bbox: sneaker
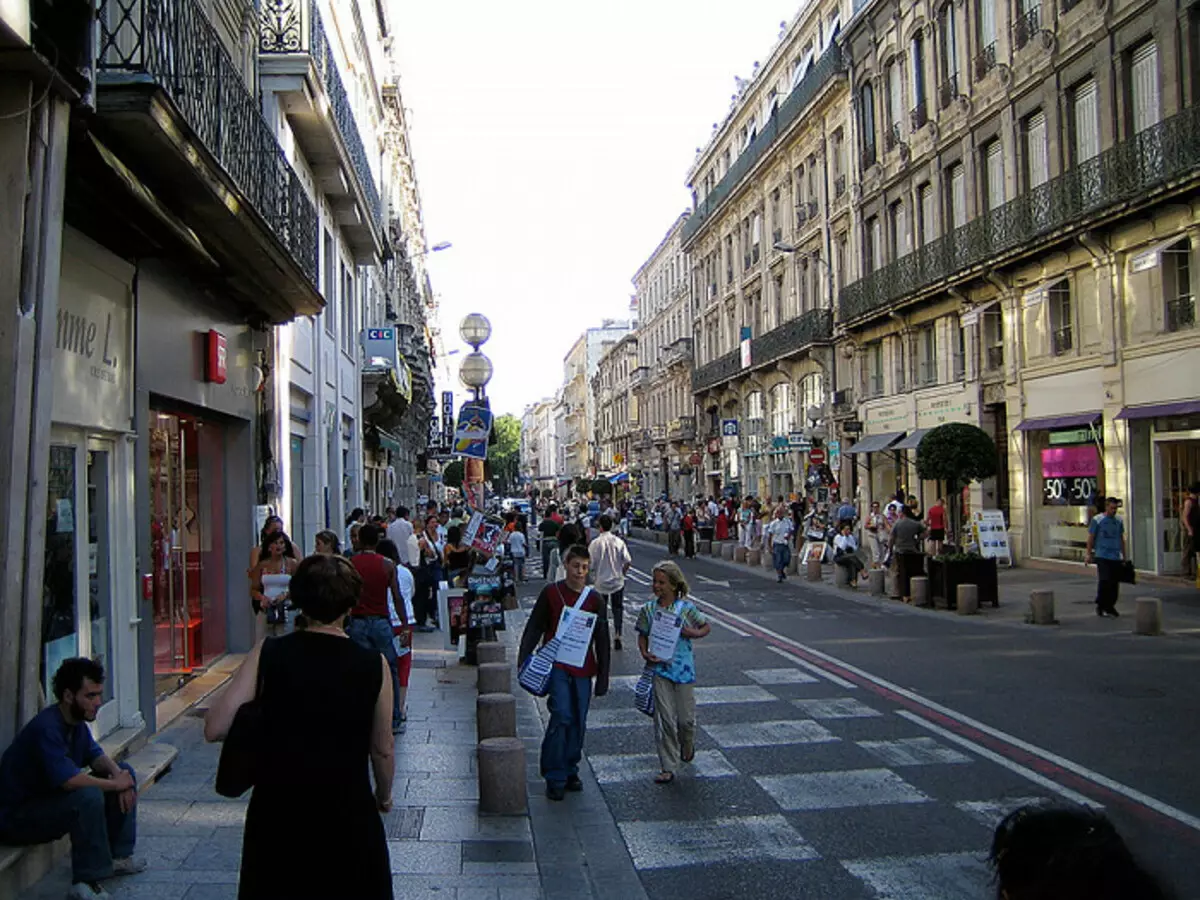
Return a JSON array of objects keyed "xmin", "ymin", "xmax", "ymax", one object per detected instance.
[
  {"xmin": 545, "ymin": 783, "xmax": 566, "ymax": 801},
  {"xmin": 67, "ymin": 883, "xmax": 111, "ymax": 900},
  {"xmin": 565, "ymin": 775, "xmax": 583, "ymax": 792},
  {"xmin": 110, "ymin": 857, "xmax": 147, "ymax": 877},
  {"xmin": 613, "ymin": 638, "xmax": 623, "ymax": 651}
]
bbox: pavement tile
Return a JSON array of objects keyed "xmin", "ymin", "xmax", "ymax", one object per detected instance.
[
  {"xmin": 182, "ymin": 886, "xmax": 240, "ymax": 900},
  {"xmin": 387, "ymin": 839, "xmax": 462, "ymax": 874},
  {"xmin": 176, "ymin": 802, "xmax": 248, "ymax": 828},
  {"xmin": 130, "ymin": 834, "xmax": 202, "ymax": 870},
  {"xmin": 406, "ymin": 777, "xmax": 479, "ymax": 803},
  {"xmin": 420, "ymin": 807, "xmax": 531, "ymax": 842}
]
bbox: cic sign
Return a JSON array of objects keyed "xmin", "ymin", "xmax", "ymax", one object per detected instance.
[{"xmin": 362, "ymin": 328, "xmax": 399, "ymax": 370}]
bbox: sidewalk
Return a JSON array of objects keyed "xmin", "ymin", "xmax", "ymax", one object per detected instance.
[
  {"xmin": 20, "ymin": 618, "xmax": 643, "ymax": 900},
  {"xmin": 628, "ymin": 537, "xmax": 1200, "ymax": 636}
]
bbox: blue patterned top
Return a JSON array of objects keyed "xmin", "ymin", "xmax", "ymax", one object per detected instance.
[{"xmin": 635, "ymin": 599, "xmax": 707, "ymax": 685}]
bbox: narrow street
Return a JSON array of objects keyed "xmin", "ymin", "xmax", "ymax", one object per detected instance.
[{"xmin": 571, "ymin": 541, "xmax": 1200, "ymax": 899}]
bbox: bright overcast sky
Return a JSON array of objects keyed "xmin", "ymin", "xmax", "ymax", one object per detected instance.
[{"xmin": 392, "ymin": 0, "xmax": 802, "ymax": 418}]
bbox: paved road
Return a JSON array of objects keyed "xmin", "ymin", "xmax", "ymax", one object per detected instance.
[{"xmin": 569, "ymin": 541, "xmax": 1200, "ymax": 900}]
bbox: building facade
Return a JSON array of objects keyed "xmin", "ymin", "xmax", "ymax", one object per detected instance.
[
  {"xmin": 632, "ymin": 215, "xmax": 699, "ymax": 500},
  {"xmin": 593, "ymin": 332, "xmax": 640, "ymax": 477},
  {"xmin": 559, "ymin": 321, "xmax": 635, "ymax": 483},
  {"xmin": 837, "ymin": 0, "xmax": 1200, "ymax": 571},
  {"xmin": 685, "ymin": 0, "xmax": 852, "ymax": 503}
]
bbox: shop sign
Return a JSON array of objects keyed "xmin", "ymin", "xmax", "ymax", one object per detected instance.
[
  {"xmin": 787, "ymin": 431, "xmax": 810, "ymax": 449},
  {"xmin": 916, "ymin": 390, "xmax": 972, "ymax": 428},
  {"xmin": 205, "ymin": 330, "xmax": 227, "ymax": 384},
  {"xmin": 863, "ymin": 398, "xmax": 909, "ymax": 434},
  {"xmin": 1041, "ymin": 445, "xmax": 1099, "ymax": 507},
  {"xmin": 362, "ymin": 327, "xmax": 398, "ymax": 370},
  {"xmin": 843, "ymin": 419, "xmax": 864, "ymax": 434},
  {"xmin": 441, "ymin": 392, "xmax": 455, "ymax": 447},
  {"xmin": 1048, "ymin": 428, "xmax": 1095, "ymax": 446}
]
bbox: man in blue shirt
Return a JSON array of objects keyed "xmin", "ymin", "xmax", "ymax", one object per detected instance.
[
  {"xmin": 0, "ymin": 658, "xmax": 145, "ymax": 899},
  {"xmin": 1087, "ymin": 497, "xmax": 1127, "ymax": 618}
]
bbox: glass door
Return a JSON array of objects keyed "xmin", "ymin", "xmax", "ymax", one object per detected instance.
[
  {"xmin": 86, "ymin": 440, "xmax": 119, "ymax": 735},
  {"xmin": 150, "ymin": 413, "xmax": 191, "ymax": 693},
  {"xmin": 1154, "ymin": 431, "xmax": 1200, "ymax": 574}
]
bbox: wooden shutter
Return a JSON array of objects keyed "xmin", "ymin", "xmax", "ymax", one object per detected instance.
[{"xmin": 1131, "ymin": 43, "xmax": 1160, "ymax": 133}]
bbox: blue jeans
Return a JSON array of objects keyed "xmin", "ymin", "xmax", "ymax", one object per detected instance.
[
  {"xmin": 0, "ymin": 762, "xmax": 136, "ymax": 882},
  {"xmin": 512, "ymin": 557, "xmax": 525, "ymax": 580},
  {"xmin": 541, "ymin": 667, "xmax": 591, "ymax": 787},
  {"xmin": 772, "ymin": 542, "xmax": 791, "ymax": 574},
  {"xmin": 347, "ymin": 615, "xmax": 402, "ymax": 729}
]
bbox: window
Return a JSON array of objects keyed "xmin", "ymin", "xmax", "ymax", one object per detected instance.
[
  {"xmin": 982, "ymin": 306, "xmax": 1005, "ymax": 371},
  {"xmin": 794, "ymin": 163, "xmax": 807, "ymax": 219},
  {"xmin": 1049, "ymin": 279, "xmax": 1073, "ymax": 354},
  {"xmin": 323, "ymin": 230, "xmax": 336, "ymax": 336},
  {"xmin": 886, "ymin": 60, "xmax": 903, "ymax": 149},
  {"xmin": 865, "ymin": 342, "xmax": 884, "ymax": 397},
  {"xmin": 860, "ymin": 83, "xmax": 877, "ymax": 166},
  {"xmin": 751, "ymin": 211, "xmax": 762, "ymax": 263},
  {"xmin": 948, "ymin": 163, "xmax": 967, "ymax": 229},
  {"xmin": 772, "ymin": 273, "xmax": 785, "ymax": 326},
  {"xmin": 1071, "ymin": 79, "xmax": 1100, "ymax": 164},
  {"xmin": 798, "ymin": 256, "xmax": 810, "ymax": 312},
  {"xmin": 938, "ymin": 4, "xmax": 959, "ymax": 107},
  {"xmin": 911, "ymin": 33, "xmax": 928, "ymax": 127},
  {"xmin": 919, "ymin": 183, "xmax": 935, "ymax": 245},
  {"xmin": 341, "ymin": 264, "xmax": 354, "ymax": 356},
  {"xmin": 835, "ymin": 232, "xmax": 848, "ymax": 292},
  {"xmin": 917, "ymin": 324, "xmax": 938, "ymax": 385},
  {"xmin": 894, "ymin": 334, "xmax": 909, "ymax": 391},
  {"xmin": 792, "ymin": 44, "xmax": 815, "ymax": 90},
  {"xmin": 1024, "ymin": 111, "xmax": 1049, "ymax": 189},
  {"xmin": 725, "ymin": 234, "xmax": 734, "ymax": 284},
  {"xmin": 984, "ymin": 140, "xmax": 1004, "ymax": 211},
  {"xmin": 1164, "ymin": 239, "xmax": 1195, "ymax": 331},
  {"xmin": 1014, "ymin": 0, "xmax": 1040, "ymax": 50},
  {"xmin": 770, "ymin": 189, "xmax": 782, "ymax": 243},
  {"xmin": 866, "ymin": 216, "xmax": 883, "ymax": 272},
  {"xmin": 1130, "ymin": 42, "xmax": 1160, "ymax": 134},
  {"xmin": 770, "ymin": 383, "xmax": 792, "ymax": 436},
  {"xmin": 952, "ymin": 317, "xmax": 966, "ymax": 379},
  {"xmin": 831, "ymin": 129, "xmax": 846, "ymax": 196},
  {"xmin": 890, "ymin": 201, "xmax": 910, "ymax": 259},
  {"xmin": 975, "ymin": 0, "xmax": 997, "ymax": 79}
]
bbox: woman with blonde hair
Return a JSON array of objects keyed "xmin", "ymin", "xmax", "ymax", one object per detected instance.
[{"xmin": 636, "ymin": 560, "xmax": 711, "ymax": 785}]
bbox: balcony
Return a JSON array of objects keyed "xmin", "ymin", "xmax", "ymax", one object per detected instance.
[
  {"xmin": 835, "ymin": 174, "xmax": 847, "ymax": 197},
  {"xmin": 938, "ymin": 74, "xmax": 959, "ymax": 111},
  {"xmin": 985, "ymin": 345, "xmax": 1005, "ymax": 372},
  {"xmin": 1052, "ymin": 328, "xmax": 1074, "ymax": 355},
  {"xmin": 911, "ymin": 101, "xmax": 929, "ymax": 131},
  {"xmin": 1167, "ymin": 295, "xmax": 1196, "ymax": 332},
  {"xmin": 663, "ymin": 338, "xmax": 694, "ymax": 369},
  {"xmin": 692, "ymin": 349, "xmax": 741, "ymax": 393},
  {"xmin": 682, "ymin": 44, "xmax": 845, "ymax": 247},
  {"xmin": 632, "ymin": 429, "xmax": 654, "ymax": 451},
  {"xmin": 691, "ymin": 308, "xmax": 833, "ymax": 394},
  {"xmin": 1012, "ymin": 6, "xmax": 1040, "ymax": 50},
  {"xmin": 973, "ymin": 43, "xmax": 997, "ymax": 82},
  {"xmin": 94, "ymin": 0, "xmax": 321, "ymax": 322},
  {"xmin": 260, "ymin": 0, "xmax": 384, "ymax": 260},
  {"xmin": 669, "ymin": 416, "xmax": 697, "ymax": 442},
  {"xmin": 651, "ymin": 424, "xmax": 668, "ymax": 444},
  {"xmin": 885, "ymin": 123, "xmax": 902, "ymax": 153},
  {"xmin": 631, "ymin": 365, "xmax": 652, "ymax": 389},
  {"xmin": 839, "ymin": 105, "xmax": 1200, "ymax": 325}
]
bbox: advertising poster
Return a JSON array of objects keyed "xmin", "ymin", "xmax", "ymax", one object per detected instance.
[{"xmin": 454, "ymin": 404, "xmax": 493, "ymax": 459}]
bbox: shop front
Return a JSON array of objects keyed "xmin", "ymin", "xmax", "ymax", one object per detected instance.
[
  {"xmin": 850, "ymin": 396, "xmax": 910, "ymax": 510},
  {"xmin": 1015, "ymin": 413, "xmax": 1104, "ymax": 562},
  {"xmin": 44, "ymin": 229, "xmax": 140, "ymax": 739}
]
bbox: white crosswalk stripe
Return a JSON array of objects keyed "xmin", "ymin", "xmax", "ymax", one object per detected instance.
[
  {"xmin": 857, "ymin": 737, "xmax": 974, "ymax": 767},
  {"xmin": 589, "ymin": 749, "xmax": 738, "ymax": 784},
  {"xmin": 840, "ymin": 852, "xmax": 994, "ymax": 898},
  {"xmin": 618, "ymin": 815, "xmax": 819, "ymax": 870},
  {"xmin": 755, "ymin": 768, "xmax": 931, "ymax": 811}
]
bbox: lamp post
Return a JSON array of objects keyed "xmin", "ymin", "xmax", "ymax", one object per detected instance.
[{"xmin": 457, "ymin": 314, "xmax": 493, "ymax": 509}]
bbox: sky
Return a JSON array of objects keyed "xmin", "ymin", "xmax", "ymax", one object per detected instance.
[{"xmin": 391, "ymin": 0, "xmax": 803, "ymax": 418}]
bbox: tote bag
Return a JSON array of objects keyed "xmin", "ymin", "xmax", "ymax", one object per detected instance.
[
  {"xmin": 634, "ymin": 667, "xmax": 656, "ymax": 717},
  {"xmin": 518, "ymin": 587, "xmax": 593, "ymax": 697},
  {"xmin": 215, "ymin": 638, "xmax": 274, "ymax": 798}
]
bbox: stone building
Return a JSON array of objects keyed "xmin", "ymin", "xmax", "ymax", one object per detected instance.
[{"xmin": 593, "ymin": 332, "xmax": 640, "ymax": 477}]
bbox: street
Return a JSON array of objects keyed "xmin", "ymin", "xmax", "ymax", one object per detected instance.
[{"xmin": 576, "ymin": 540, "xmax": 1200, "ymax": 899}]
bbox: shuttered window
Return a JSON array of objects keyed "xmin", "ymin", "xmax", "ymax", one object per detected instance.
[
  {"xmin": 1130, "ymin": 42, "xmax": 1160, "ymax": 134},
  {"xmin": 985, "ymin": 140, "xmax": 1004, "ymax": 211},
  {"xmin": 978, "ymin": 0, "xmax": 996, "ymax": 47},
  {"xmin": 891, "ymin": 202, "xmax": 910, "ymax": 258},
  {"xmin": 1025, "ymin": 111, "xmax": 1049, "ymax": 189},
  {"xmin": 950, "ymin": 164, "xmax": 967, "ymax": 229},
  {"xmin": 920, "ymin": 183, "xmax": 935, "ymax": 245},
  {"xmin": 1073, "ymin": 79, "xmax": 1100, "ymax": 163}
]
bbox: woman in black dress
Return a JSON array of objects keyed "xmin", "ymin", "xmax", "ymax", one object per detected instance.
[{"xmin": 205, "ymin": 555, "xmax": 395, "ymax": 899}]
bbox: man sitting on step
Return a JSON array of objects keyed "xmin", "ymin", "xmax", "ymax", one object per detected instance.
[{"xmin": 0, "ymin": 657, "xmax": 146, "ymax": 900}]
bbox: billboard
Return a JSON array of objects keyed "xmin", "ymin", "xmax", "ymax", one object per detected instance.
[{"xmin": 454, "ymin": 403, "xmax": 493, "ymax": 460}]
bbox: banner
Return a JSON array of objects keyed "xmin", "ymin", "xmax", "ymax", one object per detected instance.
[{"xmin": 454, "ymin": 403, "xmax": 492, "ymax": 460}]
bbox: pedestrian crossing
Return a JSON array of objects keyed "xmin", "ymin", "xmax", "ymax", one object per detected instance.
[{"xmin": 584, "ymin": 628, "xmax": 1075, "ymax": 899}]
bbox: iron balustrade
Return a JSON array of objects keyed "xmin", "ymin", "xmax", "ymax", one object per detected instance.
[
  {"xmin": 974, "ymin": 43, "xmax": 997, "ymax": 81},
  {"xmin": 838, "ymin": 105, "xmax": 1200, "ymax": 324},
  {"xmin": 682, "ymin": 44, "xmax": 845, "ymax": 246},
  {"xmin": 1167, "ymin": 296, "xmax": 1196, "ymax": 332},
  {"xmin": 985, "ymin": 345, "xmax": 1005, "ymax": 372},
  {"xmin": 1012, "ymin": 6, "xmax": 1040, "ymax": 50},
  {"xmin": 260, "ymin": 0, "xmax": 383, "ymax": 236},
  {"xmin": 885, "ymin": 123, "xmax": 902, "ymax": 152},
  {"xmin": 835, "ymin": 174, "xmax": 847, "ymax": 197},
  {"xmin": 1052, "ymin": 328, "xmax": 1073, "ymax": 355},
  {"xmin": 938, "ymin": 74, "xmax": 959, "ymax": 110},
  {"xmin": 691, "ymin": 308, "xmax": 832, "ymax": 393},
  {"xmin": 97, "ymin": 0, "xmax": 319, "ymax": 285},
  {"xmin": 911, "ymin": 100, "xmax": 929, "ymax": 130},
  {"xmin": 692, "ymin": 349, "xmax": 742, "ymax": 393}
]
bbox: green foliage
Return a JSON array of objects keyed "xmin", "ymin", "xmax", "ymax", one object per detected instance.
[
  {"xmin": 487, "ymin": 414, "xmax": 522, "ymax": 494},
  {"xmin": 575, "ymin": 478, "xmax": 592, "ymax": 496},
  {"xmin": 592, "ymin": 479, "xmax": 613, "ymax": 496},
  {"xmin": 442, "ymin": 459, "xmax": 464, "ymax": 490},
  {"xmin": 934, "ymin": 551, "xmax": 984, "ymax": 563},
  {"xmin": 915, "ymin": 423, "xmax": 998, "ymax": 485}
]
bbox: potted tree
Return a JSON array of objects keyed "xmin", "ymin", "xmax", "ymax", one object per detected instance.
[{"xmin": 916, "ymin": 423, "xmax": 1000, "ymax": 609}]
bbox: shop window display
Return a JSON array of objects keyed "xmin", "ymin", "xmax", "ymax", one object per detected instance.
[{"xmin": 1031, "ymin": 428, "xmax": 1102, "ymax": 561}]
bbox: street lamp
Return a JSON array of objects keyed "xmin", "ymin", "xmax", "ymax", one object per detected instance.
[
  {"xmin": 459, "ymin": 312, "xmax": 492, "ymax": 351},
  {"xmin": 458, "ymin": 351, "xmax": 493, "ymax": 395}
]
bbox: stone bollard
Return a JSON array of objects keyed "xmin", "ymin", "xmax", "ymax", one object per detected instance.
[
  {"xmin": 956, "ymin": 584, "xmax": 980, "ymax": 615},
  {"xmin": 806, "ymin": 558, "xmax": 822, "ymax": 581},
  {"xmin": 833, "ymin": 564, "xmax": 851, "ymax": 588},
  {"xmin": 477, "ymin": 693, "xmax": 517, "ymax": 741},
  {"xmin": 761, "ymin": 547, "xmax": 774, "ymax": 570},
  {"xmin": 747, "ymin": 548, "xmax": 762, "ymax": 567},
  {"xmin": 885, "ymin": 570, "xmax": 899, "ymax": 598},
  {"xmin": 478, "ymin": 737, "xmax": 528, "ymax": 815},
  {"xmin": 698, "ymin": 539, "xmax": 712, "ymax": 555},
  {"xmin": 788, "ymin": 554, "xmax": 800, "ymax": 575},
  {"xmin": 722, "ymin": 542, "xmax": 736, "ymax": 560},
  {"xmin": 1029, "ymin": 590, "xmax": 1056, "ymax": 625},
  {"xmin": 910, "ymin": 576, "xmax": 930, "ymax": 607},
  {"xmin": 1134, "ymin": 597, "xmax": 1163, "ymax": 636},
  {"xmin": 477, "ymin": 662, "xmax": 511, "ymax": 695},
  {"xmin": 867, "ymin": 569, "xmax": 886, "ymax": 595},
  {"xmin": 735, "ymin": 545, "xmax": 748, "ymax": 563},
  {"xmin": 476, "ymin": 642, "xmax": 506, "ymax": 666}
]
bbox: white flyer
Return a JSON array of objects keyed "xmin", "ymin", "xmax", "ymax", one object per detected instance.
[
  {"xmin": 554, "ymin": 605, "xmax": 598, "ymax": 669},
  {"xmin": 649, "ymin": 602, "xmax": 685, "ymax": 662}
]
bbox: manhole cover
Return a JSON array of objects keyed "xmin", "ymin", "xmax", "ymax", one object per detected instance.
[{"xmin": 1099, "ymin": 685, "xmax": 1166, "ymax": 699}]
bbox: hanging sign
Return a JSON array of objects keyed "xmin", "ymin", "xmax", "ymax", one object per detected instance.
[{"xmin": 453, "ymin": 403, "xmax": 492, "ymax": 460}]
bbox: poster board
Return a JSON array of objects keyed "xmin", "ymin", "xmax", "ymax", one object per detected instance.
[{"xmin": 971, "ymin": 510, "xmax": 1013, "ymax": 566}]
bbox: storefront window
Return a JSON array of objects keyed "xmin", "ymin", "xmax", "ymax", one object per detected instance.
[
  {"xmin": 43, "ymin": 445, "xmax": 78, "ymax": 701},
  {"xmin": 290, "ymin": 436, "xmax": 306, "ymax": 550},
  {"xmin": 1031, "ymin": 428, "xmax": 1103, "ymax": 561},
  {"xmin": 87, "ymin": 449, "xmax": 114, "ymax": 705}
]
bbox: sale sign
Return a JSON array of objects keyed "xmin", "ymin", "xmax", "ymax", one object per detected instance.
[{"xmin": 1041, "ymin": 445, "xmax": 1098, "ymax": 478}]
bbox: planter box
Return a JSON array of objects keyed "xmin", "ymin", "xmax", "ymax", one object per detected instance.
[{"xmin": 927, "ymin": 557, "xmax": 999, "ymax": 609}]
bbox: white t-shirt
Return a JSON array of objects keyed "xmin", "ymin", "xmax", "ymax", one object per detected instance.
[
  {"xmin": 386, "ymin": 518, "xmax": 414, "ymax": 565},
  {"xmin": 765, "ymin": 518, "xmax": 794, "ymax": 545},
  {"xmin": 507, "ymin": 531, "xmax": 527, "ymax": 557},
  {"xmin": 834, "ymin": 533, "xmax": 859, "ymax": 554},
  {"xmin": 589, "ymin": 531, "xmax": 632, "ymax": 594}
]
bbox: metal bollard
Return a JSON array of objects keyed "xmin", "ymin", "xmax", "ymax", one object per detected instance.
[
  {"xmin": 1134, "ymin": 597, "xmax": 1163, "ymax": 636},
  {"xmin": 1029, "ymin": 590, "xmax": 1056, "ymax": 625},
  {"xmin": 910, "ymin": 576, "xmax": 930, "ymax": 607},
  {"xmin": 956, "ymin": 584, "xmax": 979, "ymax": 615}
]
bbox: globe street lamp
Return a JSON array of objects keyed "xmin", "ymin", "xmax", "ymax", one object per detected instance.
[
  {"xmin": 459, "ymin": 313, "xmax": 492, "ymax": 351},
  {"xmin": 458, "ymin": 351, "xmax": 493, "ymax": 400}
]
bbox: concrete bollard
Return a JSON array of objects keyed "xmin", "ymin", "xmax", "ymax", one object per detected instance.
[
  {"xmin": 788, "ymin": 554, "xmax": 800, "ymax": 575},
  {"xmin": 867, "ymin": 569, "xmax": 886, "ymax": 595},
  {"xmin": 833, "ymin": 564, "xmax": 851, "ymax": 588},
  {"xmin": 477, "ymin": 692, "xmax": 517, "ymax": 741},
  {"xmin": 1134, "ymin": 597, "xmax": 1163, "ymax": 636},
  {"xmin": 735, "ymin": 545, "xmax": 748, "ymax": 563},
  {"xmin": 1029, "ymin": 590, "xmax": 1056, "ymax": 625},
  {"xmin": 720, "ymin": 542, "xmax": 734, "ymax": 560},
  {"xmin": 746, "ymin": 548, "xmax": 762, "ymax": 567},
  {"xmin": 698, "ymin": 539, "xmax": 712, "ymax": 555},
  {"xmin": 956, "ymin": 584, "xmax": 979, "ymax": 615},
  {"xmin": 910, "ymin": 576, "xmax": 930, "ymax": 607},
  {"xmin": 477, "ymin": 662, "xmax": 511, "ymax": 695},
  {"xmin": 475, "ymin": 642, "xmax": 506, "ymax": 666},
  {"xmin": 762, "ymin": 548, "xmax": 774, "ymax": 570},
  {"xmin": 885, "ymin": 570, "xmax": 899, "ymax": 598},
  {"xmin": 477, "ymin": 737, "xmax": 528, "ymax": 815},
  {"xmin": 806, "ymin": 558, "xmax": 822, "ymax": 581}
]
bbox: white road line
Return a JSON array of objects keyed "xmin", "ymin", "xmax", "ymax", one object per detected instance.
[
  {"xmin": 895, "ymin": 710, "xmax": 1101, "ymax": 810},
  {"xmin": 767, "ymin": 645, "xmax": 858, "ymax": 689},
  {"xmin": 710, "ymin": 617, "xmax": 751, "ymax": 637},
  {"xmin": 695, "ymin": 593, "xmax": 1200, "ymax": 833}
]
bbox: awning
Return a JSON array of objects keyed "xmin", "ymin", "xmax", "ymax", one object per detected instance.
[
  {"xmin": 892, "ymin": 428, "xmax": 930, "ymax": 451},
  {"xmin": 608, "ymin": 472, "xmax": 630, "ymax": 484},
  {"xmin": 1014, "ymin": 412, "xmax": 1101, "ymax": 432},
  {"xmin": 1115, "ymin": 400, "xmax": 1200, "ymax": 420},
  {"xmin": 375, "ymin": 430, "xmax": 402, "ymax": 455},
  {"xmin": 845, "ymin": 432, "xmax": 906, "ymax": 454}
]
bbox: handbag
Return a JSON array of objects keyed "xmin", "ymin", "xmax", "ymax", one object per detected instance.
[
  {"xmin": 634, "ymin": 667, "xmax": 656, "ymax": 717},
  {"xmin": 1118, "ymin": 560, "xmax": 1137, "ymax": 584},
  {"xmin": 215, "ymin": 639, "xmax": 273, "ymax": 798},
  {"xmin": 517, "ymin": 586, "xmax": 593, "ymax": 697},
  {"xmin": 265, "ymin": 603, "xmax": 286, "ymax": 626}
]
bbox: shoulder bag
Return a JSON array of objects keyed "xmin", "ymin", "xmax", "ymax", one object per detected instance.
[
  {"xmin": 518, "ymin": 586, "xmax": 593, "ymax": 697},
  {"xmin": 215, "ymin": 638, "xmax": 274, "ymax": 798}
]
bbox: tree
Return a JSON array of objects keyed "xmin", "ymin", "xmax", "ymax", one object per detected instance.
[
  {"xmin": 916, "ymin": 423, "xmax": 998, "ymax": 553},
  {"xmin": 487, "ymin": 414, "xmax": 521, "ymax": 496},
  {"xmin": 443, "ymin": 459, "xmax": 464, "ymax": 491},
  {"xmin": 591, "ymin": 479, "xmax": 613, "ymax": 496}
]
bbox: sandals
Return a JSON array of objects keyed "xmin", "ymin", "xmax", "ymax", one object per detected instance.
[
  {"xmin": 654, "ymin": 771, "xmax": 675, "ymax": 784},
  {"xmin": 681, "ymin": 746, "xmax": 695, "ymax": 764}
]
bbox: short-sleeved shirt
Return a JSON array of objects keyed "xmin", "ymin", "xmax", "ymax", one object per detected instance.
[
  {"xmin": 0, "ymin": 706, "xmax": 103, "ymax": 817},
  {"xmin": 636, "ymin": 599, "xmax": 707, "ymax": 684},
  {"xmin": 891, "ymin": 517, "xmax": 926, "ymax": 553},
  {"xmin": 927, "ymin": 505, "xmax": 946, "ymax": 530},
  {"xmin": 538, "ymin": 519, "xmax": 561, "ymax": 540},
  {"xmin": 765, "ymin": 518, "xmax": 793, "ymax": 545},
  {"xmin": 1089, "ymin": 514, "xmax": 1124, "ymax": 560},
  {"xmin": 507, "ymin": 531, "xmax": 527, "ymax": 557}
]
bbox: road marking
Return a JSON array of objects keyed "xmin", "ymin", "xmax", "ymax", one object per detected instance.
[
  {"xmin": 792, "ymin": 697, "xmax": 884, "ymax": 719},
  {"xmin": 841, "ymin": 852, "xmax": 991, "ymax": 899},
  {"xmin": 618, "ymin": 815, "xmax": 819, "ymax": 870},
  {"xmin": 756, "ymin": 768, "xmax": 930, "ymax": 811},
  {"xmin": 690, "ymin": 592, "xmax": 1200, "ymax": 836},
  {"xmin": 703, "ymin": 719, "xmax": 838, "ymax": 749},
  {"xmin": 895, "ymin": 711, "xmax": 1101, "ymax": 809},
  {"xmin": 856, "ymin": 736, "xmax": 973, "ymax": 767},
  {"xmin": 766, "ymin": 645, "xmax": 858, "ymax": 689},
  {"xmin": 589, "ymin": 749, "xmax": 738, "ymax": 783},
  {"xmin": 745, "ymin": 667, "xmax": 820, "ymax": 685},
  {"xmin": 696, "ymin": 574, "xmax": 732, "ymax": 588},
  {"xmin": 954, "ymin": 797, "xmax": 1052, "ymax": 830},
  {"xmin": 709, "ymin": 617, "xmax": 751, "ymax": 637}
]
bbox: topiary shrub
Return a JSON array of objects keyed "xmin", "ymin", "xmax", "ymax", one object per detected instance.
[{"xmin": 915, "ymin": 423, "xmax": 998, "ymax": 549}]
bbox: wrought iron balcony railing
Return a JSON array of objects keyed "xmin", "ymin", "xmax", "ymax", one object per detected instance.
[
  {"xmin": 1012, "ymin": 6, "xmax": 1040, "ymax": 50},
  {"xmin": 691, "ymin": 308, "xmax": 832, "ymax": 394},
  {"xmin": 98, "ymin": 0, "xmax": 318, "ymax": 285},
  {"xmin": 260, "ymin": 0, "xmax": 383, "ymax": 234},
  {"xmin": 692, "ymin": 348, "xmax": 742, "ymax": 393},
  {"xmin": 938, "ymin": 74, "xmax": 959, "ymax": 110},
  {"xmin": 1167, "ymin": 295, "xmax": 1196, "ymax": 332},
  {"xmin": 885, "ymin": 123, "xmax": 902, "ymax": 152},
  {"xmin": 1052, "ymin": 327, "xmax": 1074, "ymax": 355},
  {"xmin": 974, "ymin": 43, "xmax": 997, "ymax": 82},
  {"xmin": 911, "ymin": 100, "xmax": 928, "ymax": 130},
  {"xmin": 985, "ymin": 345, "xmax": 1005, "ymax": 372},
  {"xmin": 682, "ymin": 44, "xmax": 845, "ymax": 246},
  {"xmin": 835, "ymin": 174, "xmax": 847, "ymax": 197},
  {"xmin": 839, "ymin": 105, "xmax": 1200, "ymax": 324}
]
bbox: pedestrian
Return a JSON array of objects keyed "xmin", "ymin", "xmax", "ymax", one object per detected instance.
[
  {"xmin": 714, "ymin": 506, "xmax": 730, "ymax": 541},
  {"xmin": 248, "ymin": 515, "xmax": 299, "ymax": 573},
  {"xmin": 344, "ymin": 507, "xmax": 366, "ymax": 550},
  {"xmin": 765, "ymin": 506, "xmax": 794, "ymax": 582},
  {"xmin": 413, "ymin": 515, "xmax": 444, "ymax": 630},
  {"xmin": 442, "ymin": 524, "xmax": 472, "ymax": 586},
  {"xmin": 314, "ymin": 529, "xmax": 342, "ymax": 556},
  {"xmin": 518, "ymin": 545, "xmax": 611, "ymax": 801},
  {"xmin": 1182, "ymin": 482, "xmax": 1200, "ymax": 581},
  {"xmin": 348, "ymin": 524, "xmax": 408, "ymax": 734},
  {"xmin": 0, "ymin": 658, "xmax": 146, "ymax": 900},
  {"xmin": 552, "ymin": 522, "xmax": 585, "ymax": 582},
  {"xmin": 205, "ymin": 555, "xmax": 395, "ymax": 900},
  {"xmin": 1086, "ymin": 496, "xmax": 1127, "ymax": 617},
  {"xmin": 888, "ymin": 507, "xmax": 927, "ymax": 603},
  {"xmin": 906, "ymin": 494, "xmax": 922, "ymax": 520},
  {"xmin": 988, "ymin": 804, "xmax": 1170, "ymax": 900},
  {"xmin": 863, "ymin": 501, "xmax": 887, "ymax": 568},
  {"xmin": 636, "ymin": 561, "xmax": 710, "ymax": 785},
  {"xmin": 681, "ymin": 507, "xmax": 697, "ymax": 558},
  {"xmin": 833, "ymin": 523, "xmax": 866, "ymax": 584},
  {"xmin": 925, "ymin": 497, "xmax": 947, "ymax": 556},
  {"xmin": 538, "ymin": 505, "xmax": 563, "ymax": 579},
  {"xmin": 377, "ymin": 539, "xmax": 415, "ymax": 729},
  {"xmin": 250, "ymin": 531, "xmax": 298, "ymax": 637},
  {"xmin": 507, "ymin": 526, "xmax": 528, "ymax": 581},
  {"xmin": 835, "ymin": 495, "xmax": 858, "ymax": 531},
  {"xmin": 385, "ymin": 506, "xmax": 414, "ymax": 566},
  {"xmin": 589, "ymin": 515, "xmax": 632, "ymax": 651},
  {"xmin": 667, "ymin": 504, "xmax": 683, "ymax": 556}
]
